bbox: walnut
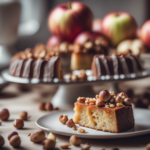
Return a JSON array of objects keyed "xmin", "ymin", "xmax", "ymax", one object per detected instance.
[
  {"xmin": 66, "ymin": 119, "xmax": 75, "ymax": 127},
  {"xmin": 59, "ymin": 114, "xmax": 68, "ymax": 124}
]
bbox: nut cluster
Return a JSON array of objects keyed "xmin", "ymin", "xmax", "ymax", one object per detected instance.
[
  {"xmin": 12, "ymin": 43, "xmax": 58, "ymax": 60},
  {"xmin": 74, "ymin": 36, "xmax": 109, "ymax": 54},
  {"xmin": 66, "ymin": 70, "xmax": 87, "ymax": 81},
  {"xmin": 77, "ymin": 89, "xmax": 132, "ymax": 108},
  {"xmin": 38, "ymin": 102, "xmax": 58, "ymax": 111}
]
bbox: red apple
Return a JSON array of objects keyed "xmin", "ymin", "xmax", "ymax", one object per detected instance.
[
  {"xmin": 92, "ymin": 19, "xmax": 102, "ymax": 32},
  {"xmin": 141, "ymin": 20, "xmax": 150, "ymax": 48},
  {"xmin": 101, "ymin": 11, "xmax": 137, "ymax": 47},
  {"xmin": 48, "ymin": 1, "xmax": 93, "ymax": 43},
  {"xmin": 47, "ymin": 35, "xmax": 64, "ymax": 48},
  {"xmin": 74, "ymin": 31, "xmax": 107, "ymax": 45}
]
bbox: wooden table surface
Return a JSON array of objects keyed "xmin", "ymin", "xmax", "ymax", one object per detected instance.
[{"xmin": 0, "ymin": 77, "xmax": 150, "ymax": 150}]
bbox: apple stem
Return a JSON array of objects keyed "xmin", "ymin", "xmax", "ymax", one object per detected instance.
[{"xmin": 68, "ymin": 0, "xmax": 71, "ymax": 9}]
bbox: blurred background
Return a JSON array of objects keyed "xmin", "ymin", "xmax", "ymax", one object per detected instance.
[{"xmin": 0, "ymin": 0, "xmax": 150, "ymax": 69}]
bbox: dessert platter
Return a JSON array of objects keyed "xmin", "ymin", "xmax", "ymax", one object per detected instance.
[
  {"xmin": 36, "ymin": 90, "xmax": 150, "ymax": 139},
  {"xmin": 1, "ymin": 43, "xmax": 150, "ymax": 107}
]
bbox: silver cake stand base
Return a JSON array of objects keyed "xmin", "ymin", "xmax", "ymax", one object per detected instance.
[{"xmin": 1, "ymin": 69, "xmax": 150, "ymax": 107}]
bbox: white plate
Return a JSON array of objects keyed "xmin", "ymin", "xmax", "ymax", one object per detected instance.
[{"xmin": 36, "ymin": 108, "xmax": 150, "ymax": 139}]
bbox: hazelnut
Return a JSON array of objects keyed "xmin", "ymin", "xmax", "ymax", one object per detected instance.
[
  {"xmin": 66, "ymin": 119, "xmax": 75, "ymax": 127},
  {"xmin": 69, "ymin": 135, "xmax": 81, "ymax": 146},
  {"xmin": 47, "ymin": 132, "xmax": 56, "ymax": 142},
  {"xmin": 20, "ymin": 111, "xmax": 28, "ymax": 120},
  {"xmin": 116, "ymin": 103, "xmax": 123, "ymax": 107},
  {"xmin": 115, "ymin": 96, "xmax": 123, "ymax": 103},
  {"xmin": 53, "ymin": 107, "xmax": 59, "ymax": 110},
  {"xmin": 0, "ymin": 135, "xmax": 5, "ymax": 147},
  {"xmin": 146, "ymin": 143, "xmax": 150, "ymax": 150},
  {"xmin": 96, "ymin": 99, "xmax": 105, "ymax": 107},
  {"xmin": 30, "ymin": 130, "xmax": 45, "ymax": 143},
  {"xmin": 13, "ymin": 119, "xmax": 24, "ymax": 129},
  {"xmin": 81, "ymin": 144, "xmax": 91, "ymax": 150},
  {"xmin": 59, "ymin": 114, "xmax": 68, "ymax": 124},
  {"xmin": 38, "ymin": 102, "xmax": 46, "ymax": 110},
  {"xmin": 123, "ymin": 98, "xmax": 132, "ymax": 106},
  {"xmin": 109, "ymin": 104, "xmax": 115, "ymax": 108},
  {"xmin": 99, "ymin": 90, "xmax": 111, "ymax": 102},
  {"xmin": 77, "ymin": 97, "xmax": 86, "ymax": 103},
  {"xmin": 72, "ymin": 125, "xmax": 77, "ymax": 130},
  {"xmin": 78, "ymin": 128, "xmax": 85, "ymax": 133},
  {"xmin": 9, "ymin": 135, "xmax": 21, "ymax": 147},
  {"xmin": 0, "ymin": 108, "xmax": 9, "ymax": 121},
  {"xmin": 45, "ymin": 102, "xmax": 53, "ymax": 111},
  {"xmin": 117, "ymin": 92, "xmax": 128, "ymax": 99},
  {"xmin": 8, "ymin": 132, "xmax": 18, "ymax": 140},
  {"xmin": 60, "ymin": 144, "xmax": 71, "ymax": 149},
  {"xmin": 95, "ymin": 95, "xmax": 99, "ymax": 99},
  {"xmin": 42, "ymin": 139, "xmax": 55, "ymax": 150}
]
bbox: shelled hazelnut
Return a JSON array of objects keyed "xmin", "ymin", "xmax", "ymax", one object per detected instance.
[
  {"xmin": 0, "ymin": 135, "xmax": 5, "ymax": 147},
  {"xmin": 123, "ymin": 98, "xmax": 132, "ymax": 106},
  {"xmin": 99, "ymin": 90, "xmax": 111, "ymax": 102},
  {"xmin": 42, "ymin": 139, "xmax": 55, "ymax": 150},
  {"xmin": 66, "ymin": 119, "xmax": 75, "ymax": 127},
  {"xmin": 96, "ymin": 98, "xmax": 105, "ymax": 107},
  {"xmin": 38, "ymin": 102, "xmax": 46, "ymax": 110},
  {"xmin": 9, "ymin": 135, "xmax": 21, "ymax": 148},
  {"xmin": 30, "ymin": 130, "xmax": 45, "ymax": 143},
  {"xmin": 47, "ymin": 132, "xmax": 56, "ymax": 142},
  {"xmin": 0, "ymin": 108, "xmax": 10, "ymax": 121},
  {"xmin": 60, "ymin": 144, "xmax": 71, "ymax": 149},
  {"xmin": 13, "ymin": 119, "xmax": 24, "ymax": 129},
  {"xmin": 8, "ymin": 132, "xmax": 18, "ymax": 140},
  {"xmin": 69, "ymin": 135, "xmax": 81, "ymax": 146},
  {"xmin": 45, "ymin": 102, "xmax": 53, "ymax": 111},
  {"xmin": 20, "ymin": 111, "xmax": 28, "ymax": 120},
  {"xmin": 59, "ymin": 114, "xmax": 68, "ymax": 124}
]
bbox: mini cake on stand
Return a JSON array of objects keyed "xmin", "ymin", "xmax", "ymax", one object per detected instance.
[
  {"xmin": 9, "ymin": 43, "xmax": 63, "ymax": 80},
  {"xmin": 74, "ymin": 89, "xmax": 134, "ymax": 133},
  {"xmin": 70, "ymin": 31, "xmax": 109, "ymax": 71}
]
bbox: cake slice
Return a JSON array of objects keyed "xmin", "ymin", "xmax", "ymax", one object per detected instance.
[{"xmin": 73, "ymin": 90, "xmax": 134, "ymax": 133}]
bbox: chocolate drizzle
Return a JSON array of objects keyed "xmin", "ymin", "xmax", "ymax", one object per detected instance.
[{"xmin": 92, "ymin": 53, "xmax": 142, "ymax": 77}]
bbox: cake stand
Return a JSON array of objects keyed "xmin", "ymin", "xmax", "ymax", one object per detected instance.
[{"xmin": 1, "ymin": 69, "xmax": 150, "ymax": 107}]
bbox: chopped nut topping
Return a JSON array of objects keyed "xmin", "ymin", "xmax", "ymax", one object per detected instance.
[
  {"xmin": 110, "ymin": 91, "xmax": 115, "ymax": 97},
  {"xmin": 105, "ymin": 105, "xmax": 109, "ymax": 108},
  {"xmin": 110, "ymin": 98, "xmax": 114, "ymax": 103},
  {"xmin": 78, "ymin": 128, "xmax": 85, "ymax": 133},
  {"xmin": 96, "ymin": 95, "xmax": 99, "ymax": 99},
  {"xmin": 77, "ymin": 97, "xmax": 86, "ymax": 103},
  {"xmin": 109, "ymin": 104, "xmax": 115, "ymax": 108},
  {"xmin": 116, "ymin": 103, "xmax": 123, "ymax": 107},
  {"xmin": 72, "ymin": 125, "xmax": 77, "ymax": 131}
]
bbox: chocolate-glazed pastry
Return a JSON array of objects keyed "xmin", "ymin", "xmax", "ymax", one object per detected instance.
[
  {"xmin": 92, "ymin": 53, "xmax": 142, "ymax": 77},
  {"xmin": 9, "ymin": 43, "xmax": 63, "ymax": 80}
]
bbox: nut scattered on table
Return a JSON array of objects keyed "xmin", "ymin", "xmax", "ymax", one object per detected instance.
[
  {"xmin": 66, "ymin": 119, "xmax": 75, "ymax": 127},
  {"xmin": 8, "ymin": 132, "xmax": 18, "ymax": 140},
  {"xmin": 72, "ymin": 125, "xmax": 77, "ymax": 130},
  {"xmin": 45, "ymin": 102, "xmax": 53, "ymax": 111},
  {"xmin": 60, "ymin": 144, "xmax": 71, "ymax": 149},
  {"xmin": 20, "ymin": 111, "xmax": 28, "ymax": 120},
  {"xmin": 38, "ymin": 102, "xmax": 46, "ymax": 110},
  {"xmin": 30, "ymin": 130, "xmax": 45, "ymax": 143},
  {"xmin": 42, "ymin": 139, "xmax": 55, "ymax": 150},
  {"xmin": 47, "ymin": 132, "xmax": 56, "ymax": 142},
  {"xmin": 146, "ymin": 143, "xmax": 150, "ymax": 150},
  {"xmin": 78, "ymin": 128, "xmax": 85, "ymax": 133},
  {"xmin": 9, "ymin": 135, "xmax": 21, "ymax": 148},
  {"xmin": 13, "ymin": 119, "xmax": 24, "ymax": 129},
  {"xmin": 0, "ymin": 135, "xmax": 5, "ymax": 147},
  {"xmin": 0, "ymin": 108, "xmax": 10, "ymax": 121},
  {"xmin": 81, "ymin": 144, "xmax": 91, "ymax": 150},
  {"xmin": 69, "ymin": 135, "xmax": 81, "ymax": 146},
  {"xmin": 59, "ymin": 114, "xmax": 68, "ymax": 124}
]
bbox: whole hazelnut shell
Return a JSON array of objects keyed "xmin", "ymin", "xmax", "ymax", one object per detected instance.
[
  {"xmin": 45, "ymin": 103, "xmax": 53, "ymax": 111},
  {"xmin": 0, "ymin": 108, "xmax": 9, "ymax": 121},
  {"xmin": 0, "ymin": 135, "xmax": 5, "ymax": 147},
  {"xmin": 99, "ymin": 90, "xmax": 111, "ymax": 102},
  {"xmin": 42, "ymin": 139, "xmax": 55, "ymax": 150},
  {"xmin": 20, "ymin": 111, "xmax": 28, "ymax": 120},
  {"xmin": 69, "ymin": 135, "xmax": 81, "ymax": 146},
  {"xmin": 66, "ymin": 119, "xmax": 75, "ymax": 127},
  {"xmin": 123, "ymin": 98, "xmax": 132, "ymax": 106},
  {"xmin": 30, "ymin": 130, "xmax": 45, "ymax": 143},
  {"xmin": 8, "ymin": 132, "xmax": 18, "ymax": 140},
  {"xmin": 9, "ymin": 135, "xmax": 21, "ymax": 147},
  {"xmin": 13, "ymin": 119, "xmax": 24, "ymax": 129},
  {"xmin": 115, "ymin": 96, "xmax": 123, "ymax": 103},
  {"xmin": 117, "ymin": 92, "xmax": 128, "ymax": 99},
  {"xmin": 38, "ymin": 102, "xmax": 46, "ymax": 110}
]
